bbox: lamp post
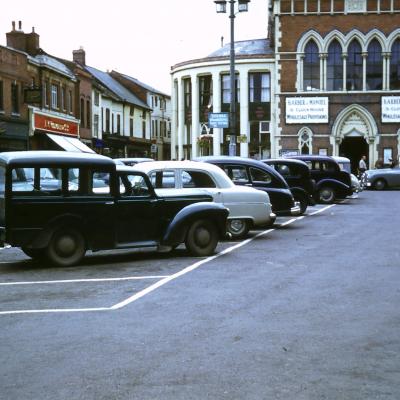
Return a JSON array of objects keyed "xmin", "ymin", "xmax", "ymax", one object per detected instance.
[{"xmin": 214, "ymin": 0, "xmax": 250, "ymax": 156}]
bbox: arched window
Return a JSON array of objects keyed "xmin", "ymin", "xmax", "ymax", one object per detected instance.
[
  {"xmin": 390, "ymin": 39, "xmax": 400, "ymax": 90},
  {"xmin": 303, "ymin": 41, "xmax": 320, "ymax": 91},
  {"xmin": 327, "ymin": 40, "xmax": 343, "ymax": 91},
  {"xmin": 299, "ymin": 128, "xmax": 312, "ymax": 154},
  {"xmin": 347, "ymin": 40, "xmax": 363, "ymax": 91},
  {"xmin": 366, "ymin": 39, "xmax": 383, "ymax": 90}
]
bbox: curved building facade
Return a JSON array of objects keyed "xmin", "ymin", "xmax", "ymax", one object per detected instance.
[{"xmin": 170, "ymin": 39, "xmax": 275, "ymax": 160}]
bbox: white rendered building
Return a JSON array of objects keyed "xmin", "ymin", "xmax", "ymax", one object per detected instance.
[{"xmin": 171, "ymin": 39, "xmax": 276, "ymax": 160}]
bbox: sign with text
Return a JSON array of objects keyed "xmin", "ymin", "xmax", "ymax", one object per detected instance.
[
  {"xmin": 381, "ymin": 96, "xmax": 400, "ymax": 123},
  {"xmin": 208, "ymin": 112, "xmax": 229, "ymax": 129},
  {"xmin": 33, "ymin": 112, "xmax": 79, "ymax": 136},
  {"xmin": 286, "ymin": 97, "xmax": 329, "ymax": 124}
]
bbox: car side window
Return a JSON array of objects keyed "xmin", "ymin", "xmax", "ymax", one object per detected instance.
[
  {"xmin": 322, "ymin": 162, "xmax": 336, "ymax": 172},
  {"xmin": 181, "ymin": 170, "xmax": 216, "ymax": 188},
  {"xmin": 149, "ymin": 170, "xmax": 176, "ymax": 188},
  {"xmin": 11, "ymin": 167, "xmax": 62, "ymax": 195},
  {"xmin": 119, "ymin": 174, "xmax": 151, "ymax": 197},
  {"xmin": 91, "ymin": 171, "xmax": 111, "ymax": 195},
  {"xmin": 225, "ymin": 166, "xmax": 249, "ymax": 183},
  {"xmin": 276, "ymin": 164, "xmax": 291, "ymax": 176},
  {"xmin": 249, "ymin": 167, "xmax": 272, "ymax": 184},
  {"xmin": 12, "ymin": 167, "xmax": 34, "ymax": 192}
]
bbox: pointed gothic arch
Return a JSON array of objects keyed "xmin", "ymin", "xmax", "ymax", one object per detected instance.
[{"xmin": 331, "ymin": 105, "xmax": 378, "ymax": 164}]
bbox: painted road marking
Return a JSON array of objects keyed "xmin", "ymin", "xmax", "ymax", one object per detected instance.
[
  {"xmin": 0, "ymin": 276, "xmax": 170, "ymax": 286},
  {"xmin": 0, "ymin": 204, "xmax": 336, "ymax": 316}
]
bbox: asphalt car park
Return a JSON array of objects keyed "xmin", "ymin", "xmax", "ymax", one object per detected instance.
[{"xmin": 0, "ymin": 201, "xmax": 341, "ymax": 316}]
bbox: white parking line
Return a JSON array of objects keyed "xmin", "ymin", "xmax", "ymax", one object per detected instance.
[
  {"xmin": 0, "ymin": 204, "xmax": 336, "ymax": 316},
  {"xmin": 0, "ymin": 276, "xmax": 170, "ymax": 286}
]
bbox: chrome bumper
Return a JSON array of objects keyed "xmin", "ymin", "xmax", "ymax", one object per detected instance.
[{"xmin": 290, "ymin": 202, "xmax": 301, "ymax": 216}]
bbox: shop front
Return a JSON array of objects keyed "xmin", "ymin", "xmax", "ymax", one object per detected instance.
[{"xmin": 29, "ymin": 108, "xmax": 94, "ymax": 153}]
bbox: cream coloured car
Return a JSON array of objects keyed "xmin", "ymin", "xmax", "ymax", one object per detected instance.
[{"xmin": 133, "ymin": 160, "xmax": 276, "ymax": 238}]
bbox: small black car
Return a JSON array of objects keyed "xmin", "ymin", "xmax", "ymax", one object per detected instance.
[
  {"xmin": 0, "ymin": 151, "xmax": 229, "ymax": 267},
  {"xmin": 262, "ymin": 158, "xmax": 316, "ymax": 214},
  {"xmin": 196, "ymin": 156, "xmax": 301, "ymax": 216},
  {"xmin": 287, "ymin": 155, "xmax": 353, "ymax": 204}
]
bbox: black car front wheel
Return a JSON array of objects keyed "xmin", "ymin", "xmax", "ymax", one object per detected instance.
[
  {"xmin": 45, "ymin": 227, "xmax": 86, "ymax": 267},
  {"xmin": 185, "ymin": 219, "xmax": 218, "ymax": 257},
  {"xmin": 318, "ymin": 186, "xmax": 336, "ymax": 204}
]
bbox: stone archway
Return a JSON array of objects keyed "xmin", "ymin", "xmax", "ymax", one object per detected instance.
[{"xmin": 331, "ymin": 105, "xmax": 378, "ymax": 168}]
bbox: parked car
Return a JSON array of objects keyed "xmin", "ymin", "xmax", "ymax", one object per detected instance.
[
  {"xmin": 362, "ymin": 166, "xmax": 400, "ymax": 190},
  {"xmin": 262, "ymin": 158, "xmax": 316, "ymax": 214},
  {"xmin": 133, "ymin": 160, "xmax": 276, "ymax": 239},
  {"xmin": 114, "ymin": 157, "xmax": 154, "ymax": 166},
  {"xmin": 287, "ymin": 155, "xmax": 353, "ymax": 204},
  {"xmin": 195, "ymin": 156, "xmax": 301, "ymax": 217},
  {"xmin": 0, "ymin": 151, "xmax": 229, "ymax": 267},
  {"xmin": 331, "ymin": 156, "xmax": 362, "ymax": 193}
]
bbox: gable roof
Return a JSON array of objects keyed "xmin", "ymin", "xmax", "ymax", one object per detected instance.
[
  {"xmin": 85, "ymin": 66, "xmax": 151, "ymax": 110},
  {"xmin": 112, "ymin": 71, "xmax": 170, "ymax": 98}
]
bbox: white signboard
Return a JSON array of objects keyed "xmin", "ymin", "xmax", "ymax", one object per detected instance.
[
  {"xmin": 286, "ymin": 97, "xmax": 329, "ymax": 124},
  {"xmin": 381, "ymin": 96, "xmax": 400, "ymax": 123},
  {"xmin": 345, "ymin": 0, "xmax": 366, "ymax": 13}
]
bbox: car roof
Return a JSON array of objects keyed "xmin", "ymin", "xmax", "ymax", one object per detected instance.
[
  {"xmin": 0, "ymin": 151, "xmax": 115, "ymax": 167},
  {"xmin": 263, "ymin": 158, "xmax": 309, "ymax": 167},
  {"xmin": 289, "ymin": 155, "xmax": 336, "ymax": 162},
  {"xmin": 114, "ymin": 157, "xmax": 154, "ymax": 163},
  {"xmin": 132, "ymin": 160, "xmax": 235, "ymax": 188},
  {"xmin": 195, "ymin": 155, "xmax": 287, "ymax": 183},
  {"xmin": 331, "ymin": 156, "xmax": 350, "ymax": 163}
]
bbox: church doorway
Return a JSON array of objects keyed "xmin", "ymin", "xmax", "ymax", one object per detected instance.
[{"xmin": 339, "ymin": 137, "xmax": 369, "ymax": 174}]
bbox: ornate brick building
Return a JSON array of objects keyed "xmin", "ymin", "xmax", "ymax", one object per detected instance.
[{"xmin": 272, "ymin": 0, "xmax": 400, "ymax": 171}]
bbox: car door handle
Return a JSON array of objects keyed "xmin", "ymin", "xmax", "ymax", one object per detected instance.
[{"xmin": 105, "ymin": 201, "xmax": 114, "ymax": 205}]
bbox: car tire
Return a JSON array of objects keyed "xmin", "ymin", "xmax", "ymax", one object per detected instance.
[
  {"xmin": 226, "ymin": 219, "xmax": 250, "ymax": 239},
  {"xmin": 21, "ymin": 247, "xmax": 45, "ymax": 260},
  {"xmin": 374, "ymin": 179, "xmax": 386, "ymax": 191},
  {"xmin": 185, "ymin": 219, "xmax": 218, "ymax": 257},
  {"xmin": 294, "ymin": 193, "xmax": 308, "ymax": 214},
  {"xmin": 45, "ymin": 227, "xmax": 86, "ymax": 267},
  {"xmin": 318, "ymin": 186, "xmax": 336, "ymax": 204}
]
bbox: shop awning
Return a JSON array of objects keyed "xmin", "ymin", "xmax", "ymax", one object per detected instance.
[{"xmin": 47, "ymin": 133, "xmax": 95, "ymax": 153}]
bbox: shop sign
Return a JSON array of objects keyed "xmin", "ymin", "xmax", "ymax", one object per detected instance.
[
  {"xmin": 286, "ymin": 97, "xmax": 329, "ymax": 124},
  {"xmin": 34, "ymin": 113, "xmax": 79, "ymax": 136},
  {"xmin": 209, "ymin": 113, "xmax": 229, "ymax": 128},
  {"xmin": 381, "ymin": 96, "xmax": 400, "ymax": 123}
]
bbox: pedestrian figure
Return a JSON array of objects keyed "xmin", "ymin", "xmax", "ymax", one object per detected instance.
[
  {"xmin": 358, "ymin": 155, "xmax": 367, "ymax": 178},
  {"xmin": 374, "ymin": 159, "xmax": 384, "ymax": 169}
]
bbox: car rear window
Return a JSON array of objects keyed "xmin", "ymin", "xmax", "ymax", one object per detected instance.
[{"xmin": 181, "ymin": 170, "xmax": 216, "ymax": 188}]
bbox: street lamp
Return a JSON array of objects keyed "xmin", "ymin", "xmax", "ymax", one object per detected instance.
[{"xmin": 214, "ymin": 0, "xmax": 250, "ymax": 156}]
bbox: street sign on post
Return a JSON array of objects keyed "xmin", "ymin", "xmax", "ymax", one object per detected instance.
[
  {"xmin": 208, "ymin": 112, "xmax": 229, "ymax": 129},
  {"xmin": 150, "ymin": 144, "xmax": 157, "ymax": 153}
]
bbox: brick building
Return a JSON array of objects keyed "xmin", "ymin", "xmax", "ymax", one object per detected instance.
[
  {"xmin": 0, "ymin": 21, "xmax": 88, "ymax": 153},
  {"xmin": 272, "ymin": 0, "xmax": 400, "ymax": 172}
]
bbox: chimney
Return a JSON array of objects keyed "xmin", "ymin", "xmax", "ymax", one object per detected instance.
[
  {"xmin": 73, "ymin": 47, "xmax": 86, "ymax": 66},
  {"xmin": 6, "ymin": 21, "xmax": 26, "ymax": 52},
  {"xmin": 25, "ymin": 27, "xmax": 40, "ymax": 55}
]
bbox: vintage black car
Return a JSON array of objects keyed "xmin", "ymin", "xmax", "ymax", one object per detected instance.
[
  {"xmin": 196, "ymin": 156, "xmax": 301, "ymax": 216},
  {"xmin": 262, "ymin": 158, "xmax": 316, "ymax": 214},
  {"xmin": 0, "ymin": 151, "xmax": 229, "ymax": 267},
  {"xmin": 287, "ymin": 155, "xmax": 353, "ymax": 204}
]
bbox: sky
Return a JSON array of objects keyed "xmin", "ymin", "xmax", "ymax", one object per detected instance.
[{"xmin": 1, "ymin": 0, "xmax": 269, "ymax": 94}]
